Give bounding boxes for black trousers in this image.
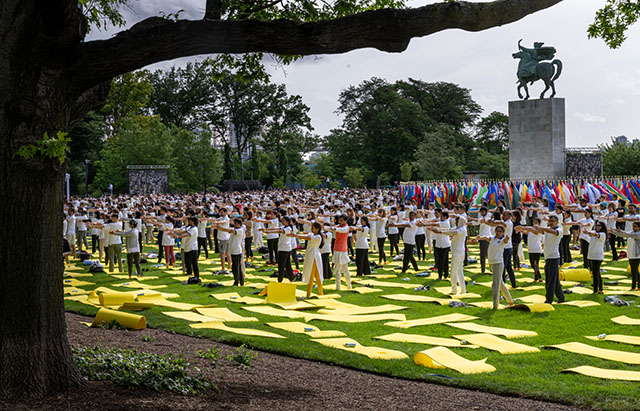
[291,248,300,270]
[544,257,564,304]
[321,252,332,279]
[213,229,219,253]
[277,250,294,282]
[560,234,571,265]
[608,234,618,261]
[415,234,426,260]
[245,237,253,258]
[503,248,516,288]
[479,239,489,273]
[435,247,449,279]
[580,239,590,268]
[267,238,278,262]
[91,234,100,253]
[377,237,387,263]
[355,248,371,276]
[529,252,541,280]
[512,240,521,270]
[157,231,164,262]
[231,254,244,285]
[432,240,438,267]
[389,233,400,256]
[197,237,208,259]
[402,243,418,272]
[206,227,213,249]
[347,236,354,256]
[630,259,640,289]
[138,232,143,253]
[184,250,199,278]
[589,259,603,292]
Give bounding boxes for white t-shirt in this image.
[488,236,508,264]
[503,220,513,250]
[625,213,640,232]
[161,223,174,246]
[76,216,87,232]
[478,214,491,237]
[447,225,467,257]
[402,220,417,245]
[217,216,231,241]
[108,221,122,245]
[578,218,594,241]
[527,232,543,254]
[435,219,451,248]
[229,226,245,256]
[320,231,332,254]
[183,226,198,252]
[278,226,292,252]
[197,220,207,238]
[355,226,369,249]
[587,232,606,261]
[66,215,76,235]
[266,218,279,240]
[543,227,562,259]
[376,217,387,238]
[388,215,399,235]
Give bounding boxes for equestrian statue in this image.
[513,40,563,100]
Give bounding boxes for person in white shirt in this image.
[214,208,232,272]
[604,203,619,261]
[111,220,141,279]
[583,221,607,294]
[289,222,325,297]
[255,211,278,265]
[197,210,209,260]
[351,216,371,276]
[65,209,77,258]
[429,210,451,280]
[159,217,176,269]
[577,208,595,269]
[87,211,105,262]
[261,216,294,282]
[391,211,420,274]
[434,214,468,295]
[414,210,427,262]
[368,209,388,265]
[75,209,89,252]
[320,227,333,280]
[612,221,640,290]
[477,225,514,309]
[172,216,200,279]
[471,206,491,274]
[517,217,543,282]
[387,207,400,257]
[105,214,123,273]
[216,218,246,286]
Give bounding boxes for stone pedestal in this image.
[509,98,566,179]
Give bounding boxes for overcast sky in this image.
[90,0,640,148]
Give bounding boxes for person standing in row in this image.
[390,211,420,274]
[368,209,388,265]
[243,211,254,263]
[612,221,640,290]
[255,211,278,265]
[331,215,352,290]
[432,211,451,280]
[352,216,371,276]
[112,220,141,279]
[433,214,467,295]
[215,208,232,272]
[215,218,246,286]
[261,216,294,282]
[387,207,400,258]
[197,210,209,259]
[106,214,123,273]
[172,216,199,279]
[577,208,594,268]
[560,210,573,265]
[584,221,607,294]
[477,225,513,309]
[289,222,325,297]
[320,224,333,279]
[414,211,427,262]
[524,218,543,282]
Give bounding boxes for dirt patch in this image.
[0,313,586,411]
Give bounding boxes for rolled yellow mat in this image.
[90,307,146,330]
[559,269,591,282]
[99,292,135,306]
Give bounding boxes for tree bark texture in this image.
[0,0,563,399]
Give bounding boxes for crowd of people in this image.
[62,189,640,307]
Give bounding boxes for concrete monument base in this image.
[508,98,566,179]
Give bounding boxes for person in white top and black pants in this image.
[390,211,420,274]
[584,221,607,294]
[216,217,246,286]
[613,221,640,290]
[352,216,371,276]
[172,216,199,279]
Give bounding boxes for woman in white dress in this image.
[289,222,325,297]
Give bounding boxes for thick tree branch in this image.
[76,0,563,91]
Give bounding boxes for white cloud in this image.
[575,112,607,123]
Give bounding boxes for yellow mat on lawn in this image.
[64,287,90,295]
[266,322,346,338]
[63,265,83,271]
[602,266,628,272]
[566,286,593,295]
[135,294,200,310]
[85,307,146,330]
[162,311,216,322]
[352,279,421,289]
[311,337,408,360]
[305,299,358,309]
[99,292,135,306]
[468,301,505,309]
[369,274,399,279]
[63,272,93,277]
[514,285,545,291]
[194,307,258,322]
[317,304,408,316]
[433,287,482,299]
[305,313,407,323]
[114,281,166,290]
[559,269,591,282]
[518,294,546,304]
[385,313,479,329]
[602,274,627,279]
[506,303,554,313]
[111,275,159,280]
[63,278,95,287]
[322,284,384,294]
[445,322,538,339]
[561,365,640,381]
[453,333,539,354]
[209,292,266,305]
[612,315,640,325]
[559,300,600,308]
[242,306,307,319]
[380,294,458,306]
[164,269,186,274]
[273,300,318,310]
[546,342,640,364]
[585,334,640,346]
[603,290,640,297]
[414,347,495,374]
[118,302,155,311]
[190,321,285,338]
[375,333,478,348]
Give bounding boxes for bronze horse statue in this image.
[513,40,563,100]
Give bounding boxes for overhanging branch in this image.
[76,0,564,90]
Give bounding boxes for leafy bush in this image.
[227,345,258,369]
[72,346,213,395]
[195,347,221,365]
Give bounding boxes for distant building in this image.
[615,135,639,146]
[303,147,328,163]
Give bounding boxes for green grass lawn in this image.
[64,241,640,410]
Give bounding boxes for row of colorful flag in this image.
[399,178,640,210]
